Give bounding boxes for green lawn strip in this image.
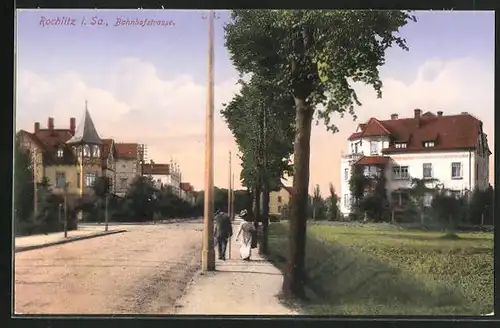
[267,222,493,315]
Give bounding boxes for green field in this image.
[268,222,493,315]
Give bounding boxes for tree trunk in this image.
[282,97,313,300]
[252,185,261,222]
[259,186,270,255]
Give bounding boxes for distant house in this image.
[339,109,491,216]
[269,186,292,216]
[114,143,141,197]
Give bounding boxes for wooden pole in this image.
[105,194,109,231]
[228,151,232,217]
[32,149,38,219]
[64,193,68,237]
[231,173,235,219]
[202,10,216,272]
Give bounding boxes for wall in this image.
[45,163,102,195]
[269,188,291,216]
[115,159,139,196]
[339,138,486,215]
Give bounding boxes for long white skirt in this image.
[240,243,251,259]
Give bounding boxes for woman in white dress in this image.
[235,210,255,261]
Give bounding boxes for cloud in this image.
[16,56,494,194]
[16,57,241,190]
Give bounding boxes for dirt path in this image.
[14,221,203,315]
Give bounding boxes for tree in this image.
[14,138,35,234]
[221,74,295,254]
[408,177,439,225]
[310,184,326,220]
[225,9,416,299]
[92,176,112,222]
[431,188,467,237]
[124,176,156,221]
[326,183,340,221]
[348,166,370,219]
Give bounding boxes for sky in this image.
[15,9,495,195]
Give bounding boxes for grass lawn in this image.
[268,222,493,315]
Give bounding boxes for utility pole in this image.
[231,173,235,220]
[63,183,68,238]
[201,10,217,272]
[228,151,232,217]
[32,148,38,218]
[105,194,109,232]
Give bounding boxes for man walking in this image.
[214,209,232,260]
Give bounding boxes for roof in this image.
[101,139,114,159]
[180,182,194,192]
[348,110,489,153]
[115,143,139,160]
[354,156,391,166]
[18,129,79,165]
[142,163,170,175]
[66,107,103,145]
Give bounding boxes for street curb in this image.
[15,229,127,253]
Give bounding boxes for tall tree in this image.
[221,75,295,254]
[326,183,340,221]
[225,9,416,299]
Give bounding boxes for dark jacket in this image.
[214,213,233,239]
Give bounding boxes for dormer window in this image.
[395,142,407,149]
[57,148,64,158]
[424,141,435,148]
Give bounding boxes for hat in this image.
[239,209,248,217]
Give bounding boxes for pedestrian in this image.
[214,209,232,261]
[235,209,256,261]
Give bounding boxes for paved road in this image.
[14,220,203,315]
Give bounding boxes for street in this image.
[14,219,203,315]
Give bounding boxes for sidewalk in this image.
[15,226,126,252]
[175,229,298,315]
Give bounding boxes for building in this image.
[339,109,491,215]
[180,182,195,204]
[17,104,146,201]
[17,108,107,205]
[142,162,171,191]
[114,143,142,197]
[269,186,292,216]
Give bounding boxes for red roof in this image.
[180,182,194,192]
[142,163,170,175]
[355,156,391,166]
[348,110,489,153]
[115,143,138,160]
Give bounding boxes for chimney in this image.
[69,117,76,135]
[48,117,54,130]
[34,122,40,133]
[437,111,443,117]
[414,109,422,119]
[390,113,398,120]
[461,111,468,115]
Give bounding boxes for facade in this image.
[269,186,292,216]
[17,106,148,202]
[142,162,171,191]
[114,143,141,197]
[180,182,195,204]
[339,109,491,215]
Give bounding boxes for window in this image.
[277,196,282,203]
[370,141,379,155]
[422,163,433,178]
[423,193,433,207]
[393,166,409,180]
[92,145,101,158]
[451,162,462,179]
[344,194,350,208]
[120,177,128,189]
[395,142,407,149]
[85,172,97,187]
[57,148,64,158]
[83,145,91,157]
[77,173,81,188]
[55,172,66,188]
[344,168,349,181]
[424,141,435,148]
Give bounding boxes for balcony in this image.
[341,151,364,161]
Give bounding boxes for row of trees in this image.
[222,9,416,299]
